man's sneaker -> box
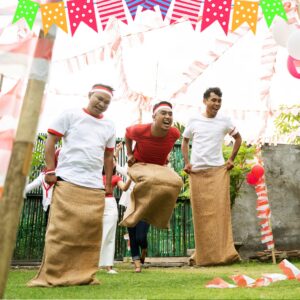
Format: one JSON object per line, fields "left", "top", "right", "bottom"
{"left": 107, "top": 269, "right": 118, "bottom": 274}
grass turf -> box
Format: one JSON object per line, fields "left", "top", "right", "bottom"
{"left": 5, "top": 261, "right": 300, "bottom": 299}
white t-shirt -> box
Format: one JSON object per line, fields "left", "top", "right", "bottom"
{"left": 183, "top": 114, "right": 238, "bottom": 170}
{"left": 48, "top": 108, "right": 116, "bottom": 189}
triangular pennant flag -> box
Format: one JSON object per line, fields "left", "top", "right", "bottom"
{"left": 12, "top": 0, "right": 40, "bottom": 30}
{"left": 231, "top": 1, "right": 259, "bottom": 34}
{"left": 0, "top": 80, "right": 24, "bottom": 119}
{"left": 201, "top": 0, "right": 233, "bottom": 34}
{"left": 260, "top": 0, "right": 287, "bottom": 27}
{"left": 141, "top": 0, "right": 172, "bottom": 20}
{"left": 41, "top": 2, "right": 68, "bottom": 35}
{"left": 125, "top": 0, "right": 145, "bottom": 20}
{"left": 205, "top": 277, "right": 236, "bottom": 288}
{"left": 230, "top": 275, "right": 256, "bottom": 287}
{"left": 96, "top": 0, "right": 128, "bottom": 30}
{"left": 170, "top": 0, "right": 202, "bottom": 30}
{"left": 262, "top": 273, "right": 287, "bottom": 282}
{"left": 66, "top": 0, "right": 98, "bottom": 36}
{"left": 279, "top": 259, "right": 300, "bottom": 279}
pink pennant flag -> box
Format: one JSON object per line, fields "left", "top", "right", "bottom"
{"left": 201, "top": 0, "right": 232, "bottom": 34}
{"left": 257, "top": 208, "right": 271, "bottom": 219}
{"left": 260, "top": 219, "right": 269, "bottom": 228}
{"left": 205, "top": 277, "right": 236, "bottom": 288}
{"left": 262, "top": 273, "right": 287, "bottom": 282}
{"left": 279, "top": 259, "right": 300, "bottom": 279}
{"left": 95, "top": 0, "right": 128, "bottom": 31}
{"left": 256, "top": 203, "right": 270, "bottom": 211}
{"left": 170, "top": 0, "right": 202, "bottom": 30}
{"left": 0, "top": 80, "right": 24, "bottom": 119}
{"left": 260, "top": 226, "right": 272, "bottom": 235}
{"left": 253, "top": 277, "right": 271, "bottom": 287}
{"left": 261, "top": 232, "right": 273, "bottom": 244}
{"left": 67, "top": 0, "right": 98, "bottom": 36}
{"left": 266, "top": 240, "right": 274, "bottom": 250}
{"left": 230, "top": 275, "right": 255, "bottom": 287}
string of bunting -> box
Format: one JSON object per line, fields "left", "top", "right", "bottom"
{"left": 10, "top": 0, "right": 289, "bottom": 36}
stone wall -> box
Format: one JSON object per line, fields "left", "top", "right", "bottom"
{"left": 232, "top": 144, "right": 300, "bottom": 258}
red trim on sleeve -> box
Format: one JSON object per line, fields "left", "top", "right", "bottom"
{"left": 105, "top": 147, "right": 114, "bottom": 152}
{"left": 48, "top": 129, "right": 64, "bottom": 137}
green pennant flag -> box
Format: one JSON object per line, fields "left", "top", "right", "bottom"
{"left": 260, "top": 0, "right": 287, "bottom": 27}
{"left": 12, "top": 0, "right": 40, "bottom": 30}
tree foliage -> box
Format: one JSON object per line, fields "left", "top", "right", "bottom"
{"left": 274, "top": 104, "right": 300, "bottom": 145}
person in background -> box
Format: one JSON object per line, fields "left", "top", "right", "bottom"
{"left": 25, "top": 148, "right": 61, "bottom": 222}
{"left": 99, "top": 155, "right": 131, "bottom": 274}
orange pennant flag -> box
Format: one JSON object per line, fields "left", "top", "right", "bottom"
{"left": 231, "top": 1, "right": 259, "bottom": 34}
{"left": 40, "top": 1, "right": 68, "bottom": 35}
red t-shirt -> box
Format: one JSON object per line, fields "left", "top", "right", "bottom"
{"left": 103, "top": 175, "right": 122, "bottom": 197}
{"left": 125, "top": 123, "right": 180, "bottom": 165}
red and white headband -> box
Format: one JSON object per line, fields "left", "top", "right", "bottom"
{"left": 153, "top": 104, "right": 172, "bottom": 115}
{"left": 90, "top": 86, "right": 113, "bottom": 98}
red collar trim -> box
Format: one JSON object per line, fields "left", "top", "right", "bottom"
{"left": 83, "top": 108, "right": 103, "bottom": 119}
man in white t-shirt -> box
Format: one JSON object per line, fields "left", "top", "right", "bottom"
{"left": 28, "top": 84, "right": 116, "bottom": 287}
{"left": 181, "top": 87, "right": 242, "bottom": 266}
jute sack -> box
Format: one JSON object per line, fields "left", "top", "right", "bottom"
{"left": 27, "top": 181, "right": 105, "bottom": 287}
{"left": 119, "top": 163, "right": 183, "bottom": 229}
{"left": 189, "top": 165, "right": 240, "bottom": 266}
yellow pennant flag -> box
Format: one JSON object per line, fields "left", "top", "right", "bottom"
{"left": 231, "top": 1, "right": 259, "bottom": 34}
{"left": 40, "top": 1, "right": 68, "bottom": 35}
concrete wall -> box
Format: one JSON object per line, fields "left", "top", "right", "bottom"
{"left": 232, "top": 144, "right": 300, "bottom": 258}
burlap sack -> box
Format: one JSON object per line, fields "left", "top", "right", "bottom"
{"left": 119, "top": 163, "right": 183, "bottom": 229}
{"left": 189, "top": 165, "right": 240, "bottom": 266}
{"left": 27, "top": 181, "right": 105, "bottom": 287}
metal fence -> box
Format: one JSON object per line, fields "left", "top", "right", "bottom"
{"left": 13, "top": 135, "right": 194, "bottom": 262}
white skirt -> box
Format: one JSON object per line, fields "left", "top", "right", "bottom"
{"left": 99, "top": 197, "right": 118, "bottom": 267}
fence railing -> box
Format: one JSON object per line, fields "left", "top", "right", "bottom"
{"left": 13, "top": 135, "right": 194, "bottom": 262}
{"left": 13, "top": 196, "right": 194, "bottom": 261}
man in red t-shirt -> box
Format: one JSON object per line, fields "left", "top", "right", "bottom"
{"left": 120, "top": 101, "right": 182, "bottom": 273}
{"left": 125, "top": 101, "right": 180, "bottom": 166}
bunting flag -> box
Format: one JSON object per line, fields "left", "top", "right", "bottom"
{"left": 0, "top": 32, "right": 38, "bottom": 78}
{"left": 260, "top": 0, "right": 287, "bottom": 27}
{"left": 96, "top": 0, "right": 128, "bottom": 31}
{"left": 12, "top": 0, "right": 40, "bottom": 30}
{"left": 40, "top": 1, "right": 68, "bottom": 35}
{"left": 279, "top": 259, "right": 300, "bottom": 279}
{"left": 9, "top": 0, "right": 290, "bottom": 35}
{"left": 206, "top": 260, "right": 300, "bottom": 289}
{"left": 0, "top": 80, "right": 24, "bottom": 119}
{"left": 230, "top": 275, "right": 256, "bottom": 287}
{"left": 66, "top": 0, "right": 98, "bottom": 36}
{"left": 170, "top": 0, "right": 202, "bottom": 30}
{"left": 125, "top": 0, "right": 145, "bottom": 20}
{"left": 252, "top": 148, "right": 275, "bottom": 251}
{"left": 201, "top": 0, "right": 233, "bottom": 34}
{"left": 141, "top": 0, "right": 172, "bottom": 20}
{"left": 231, "top": 1, "right": 259, "bottom": 34}
{"left": 205, "top": 277, "right": 236, "bottom": 288}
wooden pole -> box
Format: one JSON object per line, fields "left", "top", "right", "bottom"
{"left": 0, "top": 27, "right": 56, "bottom": 298}
{"left": 268, "top": 218, "right": 276, "bottom": 264}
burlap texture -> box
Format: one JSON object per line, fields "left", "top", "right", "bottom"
{"left": 119, "top": 163, "right": 183, "bottom": 229}
{"left": 189, "top": 165, "right": 240, "bottom": 266}
{"left": 27, "top": 181, "right": 105, "bottom": 287}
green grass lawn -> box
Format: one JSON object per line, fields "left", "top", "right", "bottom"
{"left": 5, "top": 261, "right": 300, "bottom": 299}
